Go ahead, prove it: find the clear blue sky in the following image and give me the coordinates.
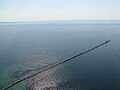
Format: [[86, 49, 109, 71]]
[[0, 0, 120, 22]]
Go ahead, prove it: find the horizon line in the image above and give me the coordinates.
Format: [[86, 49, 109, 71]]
[[0, 19, 120, 23]]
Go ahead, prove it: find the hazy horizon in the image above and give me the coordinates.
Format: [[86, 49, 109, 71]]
[[1, 20, 120, 25], [1, 0, 120, 22]]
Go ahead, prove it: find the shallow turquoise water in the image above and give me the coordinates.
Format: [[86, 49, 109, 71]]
[[0, 23, 120, 90]]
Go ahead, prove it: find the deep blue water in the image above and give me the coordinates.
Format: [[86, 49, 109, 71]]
[[0, 23, 120, 90]]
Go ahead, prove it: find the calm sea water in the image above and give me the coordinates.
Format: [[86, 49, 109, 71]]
[[0, 22, 120, 90]]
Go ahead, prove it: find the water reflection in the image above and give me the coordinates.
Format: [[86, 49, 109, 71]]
[[0, 24, 120, 89]]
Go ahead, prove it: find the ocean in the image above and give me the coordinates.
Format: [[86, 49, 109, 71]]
[[0, 22, 120, 90]]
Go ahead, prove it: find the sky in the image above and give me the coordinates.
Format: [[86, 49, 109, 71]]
[[0, 0, 120, 22]]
